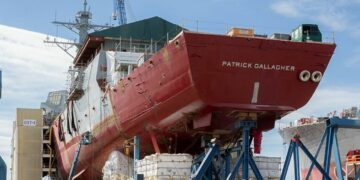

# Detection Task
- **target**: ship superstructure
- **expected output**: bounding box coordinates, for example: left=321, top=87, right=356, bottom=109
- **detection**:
left=44, top=0, right=111, bottom=57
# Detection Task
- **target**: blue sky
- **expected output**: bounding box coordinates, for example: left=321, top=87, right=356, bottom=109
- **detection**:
left=2, top=0, right=360, bottom=84
left=1, top=0, right=360, bottom=178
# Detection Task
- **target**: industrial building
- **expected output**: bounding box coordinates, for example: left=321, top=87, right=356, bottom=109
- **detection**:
left=11, top=108, right=55, bottom=180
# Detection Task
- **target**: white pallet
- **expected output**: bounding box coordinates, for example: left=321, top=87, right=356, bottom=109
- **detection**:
left=137, top=153, right=193, bottom=179
left=255, top=161, right=281, bottom=170
left=238, top=169, right=280, bottom=178
left=144, top=175, right=190, bottom=180
left=254, top=156, right=281, bottom=163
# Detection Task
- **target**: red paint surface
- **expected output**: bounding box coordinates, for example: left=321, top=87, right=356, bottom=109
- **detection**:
left=252, top=130, right=262, bottom=154
left=301, top=163, right=343, bottom=179
left=52, top=31, right=336, bottom=179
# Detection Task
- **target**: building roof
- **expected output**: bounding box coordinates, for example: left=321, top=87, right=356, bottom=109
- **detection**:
left=74, top=16, right=184, bottom=66
left=90, top=16, right=184, bottom=42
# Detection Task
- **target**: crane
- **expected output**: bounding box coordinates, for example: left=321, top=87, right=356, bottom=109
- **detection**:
left=112, top=0, right=127, bottom=25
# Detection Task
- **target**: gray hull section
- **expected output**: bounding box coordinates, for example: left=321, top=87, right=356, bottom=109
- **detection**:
left=279, top=121, right=360, bottom=169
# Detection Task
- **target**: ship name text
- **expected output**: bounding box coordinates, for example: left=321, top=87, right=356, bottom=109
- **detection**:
left=222, top=61, right=295, bottom=72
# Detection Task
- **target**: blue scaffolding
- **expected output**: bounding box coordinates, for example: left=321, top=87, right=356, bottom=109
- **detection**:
left=191, top=117, right=360, bottom=179
left=191, top=120, right=263, bottom=180
left=281, top=117, right=360, bottom=180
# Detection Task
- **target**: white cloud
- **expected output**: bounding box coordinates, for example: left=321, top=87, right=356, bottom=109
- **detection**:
left=315, top=9, right=348, bottom=31
left=279, top=87, right=360, bottom=123
left=0, top=24, right=73, bottom=179
left=270, top=1, right=301, bottom=18
left=0, top=120, right=13, bottom=137
left=270, top=0, right=360, bottom=36
left=344, top=46, right=360, bottom=67
left=295, top=87, right=360, bottom=116
left=262, top=86, right=360, bottom=158
left=333, top=0, right=360, bottom=6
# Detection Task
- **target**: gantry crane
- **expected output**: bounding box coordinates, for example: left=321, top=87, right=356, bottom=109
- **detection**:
left=112, top=0, right=127, bottom=25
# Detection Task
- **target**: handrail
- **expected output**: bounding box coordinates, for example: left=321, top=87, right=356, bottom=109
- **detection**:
left=47, top=144, right=53, bottom=176
left=48, top=126, right=53, bottom=176
left=346, top=154, right=360, bottom=164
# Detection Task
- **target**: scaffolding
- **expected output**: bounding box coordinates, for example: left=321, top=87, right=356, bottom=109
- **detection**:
left=281, top=117, right=360, bottom=180
left=42, top=115, right=57, bottom=178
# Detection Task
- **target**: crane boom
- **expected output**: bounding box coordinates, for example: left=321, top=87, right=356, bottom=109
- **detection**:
left=113, top=0, right=127, bottom=25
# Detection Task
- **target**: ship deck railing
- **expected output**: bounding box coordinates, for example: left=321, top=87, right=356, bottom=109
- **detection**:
left=279, top=116, right=360, bottom=130
left=347, top=155, right=360, bottom=165
left=278, top=120, right=324, bottom=130
left=179, top=18, right=336, bottom=44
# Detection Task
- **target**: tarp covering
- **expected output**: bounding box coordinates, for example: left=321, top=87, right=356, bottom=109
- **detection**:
left=90, top=16, right=184, bottom=42
left=0, top=155, right=6, bottom=180
left=102, top=151, right=133, bottom=180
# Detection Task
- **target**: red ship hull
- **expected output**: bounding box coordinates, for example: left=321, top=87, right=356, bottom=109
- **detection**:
left=52, top=31, right=336, bottom=178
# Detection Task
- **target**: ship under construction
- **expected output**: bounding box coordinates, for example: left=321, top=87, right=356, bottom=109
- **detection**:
left=15, top=1, right=360, bottom=180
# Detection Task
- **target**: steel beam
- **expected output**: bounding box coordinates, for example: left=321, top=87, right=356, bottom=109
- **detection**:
left=332, top=128, right=344, bottom=180
left=281, top=137, right=331, bottom=180
left=249, top=154, right=262, bottom=180
left=355, top=167, right=360, bottom=180
left=227, top=120, right=262, bottom=180
left=284, top=117, right=360, bottom=180
left=280, top=141, right=294, bottom=180
left=149, top=131, right=161, bottom=154
left=191, top=144, right=220, bottom=180
left=305, top=128, right=327, bottom=179
left=134, top=136, right=140, bottom=180
left=242, top=126, right=250, bottom=179
left=294, top=142, right=300, bottom=180
left=226, top=153, right=243, bottom=180
left=328, top=117, right=360, bottom=129
left=298, top=140, right=331, bottom=180
left=225, top=152, right=231, bottom=179
left=323, top=124, right=334, bottom=179
left=191, top=120, right=263, bottom=180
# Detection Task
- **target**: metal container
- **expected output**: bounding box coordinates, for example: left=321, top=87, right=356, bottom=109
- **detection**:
left=227, top=27, right=254, bottom=37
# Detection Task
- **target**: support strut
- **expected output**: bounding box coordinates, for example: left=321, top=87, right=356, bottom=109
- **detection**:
left=355, top=167, right=360, bottom=180
left=134, top=136, right=140, bottom=180
left=280, top=135, right=331, bottom=180
left=282, top=117, right=360, bottom=180
left=191, top=120, right=263, bottom=180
